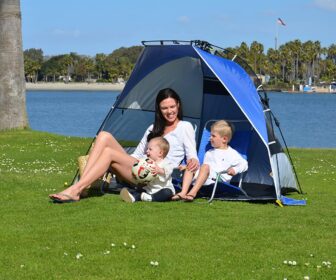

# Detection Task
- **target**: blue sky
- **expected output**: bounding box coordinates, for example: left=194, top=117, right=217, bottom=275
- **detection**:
left=21, top=0, right=336, bottom=56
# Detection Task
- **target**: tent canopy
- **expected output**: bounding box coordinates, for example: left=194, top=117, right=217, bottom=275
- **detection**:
left=99, top=41, right=299, bottom=200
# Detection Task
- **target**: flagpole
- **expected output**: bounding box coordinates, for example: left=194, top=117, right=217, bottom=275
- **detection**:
left=275, top=18, right=286, bottom=50
left=275, top=19, right=279, bottom=50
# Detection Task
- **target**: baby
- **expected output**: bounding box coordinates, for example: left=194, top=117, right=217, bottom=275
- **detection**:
left=120, top=136, right=175, bottom=202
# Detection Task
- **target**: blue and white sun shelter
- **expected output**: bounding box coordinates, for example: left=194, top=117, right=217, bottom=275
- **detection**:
left=98, top=41, right=302, bottom=202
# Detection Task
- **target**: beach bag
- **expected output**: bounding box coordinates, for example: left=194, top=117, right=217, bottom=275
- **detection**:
left=77, top=154, right=112, bottom=198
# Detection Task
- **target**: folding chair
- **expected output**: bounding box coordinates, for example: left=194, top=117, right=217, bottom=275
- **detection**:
left=197, top=120, right=252, bottom=202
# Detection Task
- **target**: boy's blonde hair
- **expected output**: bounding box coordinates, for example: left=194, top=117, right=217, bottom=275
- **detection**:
left=150, top=136, right=170, bottom=158
left=211, top=120, right=233, bottom=142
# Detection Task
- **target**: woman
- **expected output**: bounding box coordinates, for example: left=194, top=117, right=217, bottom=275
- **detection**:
left=49, top=88, right=199, bottom=202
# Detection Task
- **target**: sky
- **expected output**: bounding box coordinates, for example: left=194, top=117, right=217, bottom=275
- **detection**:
left=21, top=0, right=336, bottom=56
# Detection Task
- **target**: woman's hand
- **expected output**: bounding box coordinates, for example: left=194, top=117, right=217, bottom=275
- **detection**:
left=178, top=164, right=187, bottom=171
left=186, top=158, right=199, bottom=172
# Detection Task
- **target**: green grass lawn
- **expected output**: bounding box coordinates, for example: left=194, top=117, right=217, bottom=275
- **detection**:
left=0, top=130, right=335, bottom=279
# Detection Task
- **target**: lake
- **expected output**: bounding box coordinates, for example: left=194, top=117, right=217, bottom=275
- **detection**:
left=26, top=91, right=336, bottom=148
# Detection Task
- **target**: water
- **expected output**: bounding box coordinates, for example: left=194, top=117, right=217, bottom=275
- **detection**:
left=26, top=91, right=119, bottom=137
left=267, top=92, right=335, bottom=148
left=26, top=91, right=336, bottom=148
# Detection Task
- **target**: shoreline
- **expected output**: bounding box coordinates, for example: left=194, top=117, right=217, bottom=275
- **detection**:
left=25, top=82, right=336, bottom=94
left=25, top=82, right=125, bottom=91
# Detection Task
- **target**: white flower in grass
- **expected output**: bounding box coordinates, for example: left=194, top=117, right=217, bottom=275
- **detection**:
left=283, top=260, right=288, bottom=264
left=64, top=252, right=68, bottom=256
left=123, top=242, right=127, bottom=246
left=304, top=276, right=310, bottom=280
left=154, top=261, right=159, bottom=266
left=103, top=250, right=110, bottom=255
left=288, top=261, right=293, bottom=265
left=111, top=243, right=116, bottom=247
left=292, top=261, right=297, bottom=266
left=76, top=253, right=83, bottom=259
left=150, top=261, right=155, bottom=266
left=20, top=264, right=25, bottom=268
left=304, top=263, right=310, bottom=266
left=310, top=254, right=314, bottom=257
left=322, top=261, right=327, bottom=266
left=131, top=245, right=136, bottom=249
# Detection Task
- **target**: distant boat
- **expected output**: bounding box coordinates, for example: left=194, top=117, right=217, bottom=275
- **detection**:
left=331, top=82, right=336, bottom=93
left=303, top=85, right=315, bottom=93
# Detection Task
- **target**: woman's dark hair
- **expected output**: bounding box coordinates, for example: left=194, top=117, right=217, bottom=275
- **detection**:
left=147, top=88, right=183, bottom=142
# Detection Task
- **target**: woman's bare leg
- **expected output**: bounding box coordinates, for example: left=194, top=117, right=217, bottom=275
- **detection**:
left=82, top=131, right=125, bottom=178
left=49, top=145, right=137, bottom=201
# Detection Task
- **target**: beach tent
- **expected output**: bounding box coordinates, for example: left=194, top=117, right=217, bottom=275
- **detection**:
left=94, top=40, right=302, bottom=202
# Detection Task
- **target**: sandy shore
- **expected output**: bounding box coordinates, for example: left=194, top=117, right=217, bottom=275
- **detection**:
left=26, top=82, right=125, bottom=91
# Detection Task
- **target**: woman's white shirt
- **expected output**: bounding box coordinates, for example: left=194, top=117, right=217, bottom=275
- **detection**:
left=131, top=121, right=197, bottom=168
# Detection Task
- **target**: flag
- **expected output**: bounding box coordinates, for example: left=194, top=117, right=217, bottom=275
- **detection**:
left=277, top=18, right=286, bottom=26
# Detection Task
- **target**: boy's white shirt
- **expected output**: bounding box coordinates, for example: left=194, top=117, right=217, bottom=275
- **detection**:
left=201, top=146, right=248, bottom=185
left=143, top=158, right=175, bottom=195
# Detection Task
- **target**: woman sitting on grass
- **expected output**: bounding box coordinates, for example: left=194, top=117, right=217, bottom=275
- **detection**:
left=49, top=88, right=199, bottom=203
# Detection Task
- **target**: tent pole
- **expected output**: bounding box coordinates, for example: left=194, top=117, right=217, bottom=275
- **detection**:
left=265, top=110, right=283, bottom=199
left=269, top=110, right=304, bottom=194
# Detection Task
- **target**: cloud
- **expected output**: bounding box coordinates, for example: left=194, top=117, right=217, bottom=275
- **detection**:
left=313, top=0, right=336, bottom=11
left=177, top=16, right=190, bottom=24
left=53, top=28, right=81, bottom=38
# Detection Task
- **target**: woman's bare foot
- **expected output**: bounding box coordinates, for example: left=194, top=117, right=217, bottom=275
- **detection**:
left=184, top=193, right=195, bottom=202
left=171, top=192, right=187, bottom=201
left=49, top=186, right=81, bottom=203
left=49, top=192, right=79, bottom=203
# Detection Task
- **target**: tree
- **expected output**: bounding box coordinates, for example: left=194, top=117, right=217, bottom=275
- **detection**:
left=73, top=56, right=95, bottom=82
left=278, top=44, right=291, bottom=82
left=41, top=56, right=63, bottom=82
left=327, top=44, right=336, bottom=64
left=320, top=59, right=336, bottom=82
left=266, top=48, right=281, bottom=81
left=95, top=53, right=108, bottom=80
left=24, top=48, right=43, bottom=82
left=286, top=39, right=302, bottom=83
left=249, top=41, right=265, bottom=74
left=0, top=0, right=28, bottom=130
left=237, top=42, right=249, bottom=60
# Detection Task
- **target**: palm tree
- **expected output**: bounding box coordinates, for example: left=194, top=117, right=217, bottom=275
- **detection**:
left=288, top=39, right=302, bottom=83
left=327, top=44, right=336, bottom=64
left=266, top=48, right=281, bottom=81
left=278, top=44, right=292, bottom=82
left=0, top=0, right=27, bottom=130
left=237, top=42, right=249, bottom=60
left=249, top=41, right=264, bottom=74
